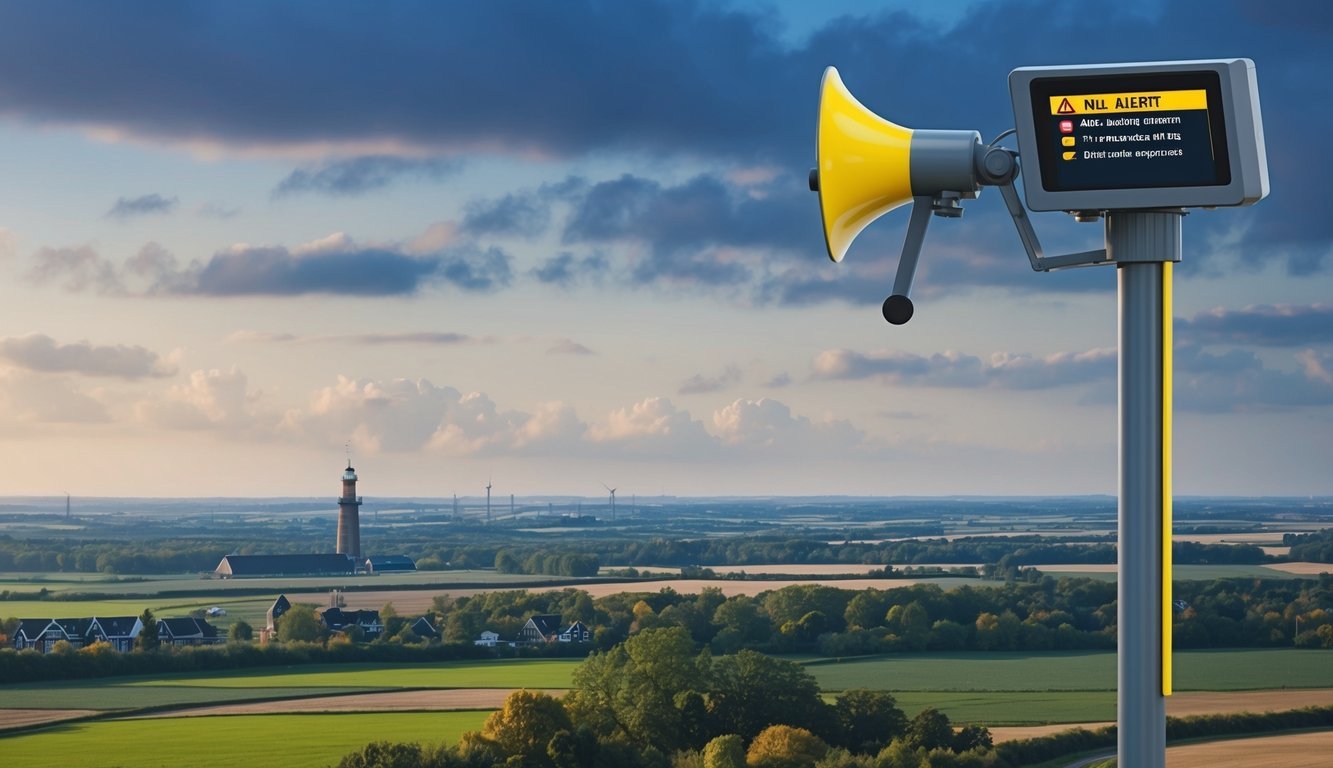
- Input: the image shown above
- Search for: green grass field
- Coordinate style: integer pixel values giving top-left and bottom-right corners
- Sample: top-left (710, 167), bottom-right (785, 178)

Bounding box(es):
top-left (1040, 564), bottom-right (1303, 582)
top-left (805, 649), bottom-right (1333, 692)
top-left (892, 691), bottom-right (1114, 724)
top-left (4, 659), bottom-right (579, 710)
top-left (126, 659), bottom-right (580, 690)
top-left (0, 712), bottom-right (489, 768)
top-left (7, 650), bottom-right (1325, 715)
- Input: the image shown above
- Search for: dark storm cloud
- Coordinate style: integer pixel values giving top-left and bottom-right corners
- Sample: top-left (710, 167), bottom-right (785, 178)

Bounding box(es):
top-left (1179, 305), bottom-right (1333, 347)
top-left (0, 2), bottom-right (1325, 275)
top-left (27, 239), bottom-right (511, 297)
top-left (560, 172), bottom-right (816, 286)
top-left (191, 245), bottom-right (442, 296)
top-left (0, 333), bottom-right (173, 379)
top-left (0, 1), bottom-right (793, 159)
top-left (273, 156), bottom-right (460, 197)
top-left (106, 193), bottom-right (177, 220)
top-left (192, 243), bottom-right (510, 296)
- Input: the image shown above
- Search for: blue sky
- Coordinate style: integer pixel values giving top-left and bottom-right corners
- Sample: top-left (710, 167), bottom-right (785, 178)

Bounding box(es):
top-left (0, 0), bottom-right (1329, 498)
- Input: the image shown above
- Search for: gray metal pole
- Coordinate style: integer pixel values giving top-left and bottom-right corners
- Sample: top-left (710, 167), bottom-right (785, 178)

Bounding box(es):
top-left (1109, 210), bottom-right (1180, 768)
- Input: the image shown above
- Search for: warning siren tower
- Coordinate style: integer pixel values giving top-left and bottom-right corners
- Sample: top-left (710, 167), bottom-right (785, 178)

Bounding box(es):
top-left (336, 462), bottom-right (363, 560)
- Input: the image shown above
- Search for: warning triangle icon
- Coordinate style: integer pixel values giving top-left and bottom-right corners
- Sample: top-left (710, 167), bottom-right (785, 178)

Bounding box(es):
top-left (1057, 98), bottom-right (1075, 115)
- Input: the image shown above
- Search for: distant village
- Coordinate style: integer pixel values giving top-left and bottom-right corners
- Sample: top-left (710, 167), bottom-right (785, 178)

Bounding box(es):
top-left (10, 462), bottom-right (592, 654)
top-left (11, 591), bottom-right (591, 653)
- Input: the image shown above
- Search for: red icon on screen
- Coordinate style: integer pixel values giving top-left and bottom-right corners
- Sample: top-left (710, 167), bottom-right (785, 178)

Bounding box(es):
top-left (1059, 120), bottom-right (1074, 134)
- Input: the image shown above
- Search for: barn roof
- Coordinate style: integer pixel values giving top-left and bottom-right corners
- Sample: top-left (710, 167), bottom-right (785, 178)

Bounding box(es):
top-left (215, 554), bottom-right (355, 577)
top-left (365, 555), bottom-right (416, 571)
top-left (526, 614), bottom-right (562, 637)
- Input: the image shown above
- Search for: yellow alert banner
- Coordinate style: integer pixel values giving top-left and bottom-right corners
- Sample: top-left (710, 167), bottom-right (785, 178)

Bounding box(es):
top-left (1050, 90), bottom-right (1207, 115)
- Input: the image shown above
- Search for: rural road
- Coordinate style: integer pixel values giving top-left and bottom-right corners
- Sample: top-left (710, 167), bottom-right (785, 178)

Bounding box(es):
top-left (1061, 751), bottom-right (1114, 768)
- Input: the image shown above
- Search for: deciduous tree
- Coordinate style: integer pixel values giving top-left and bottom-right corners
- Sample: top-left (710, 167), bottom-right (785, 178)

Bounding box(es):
top-left (276, 603), bottom-right (323, 643)
top-left (746, 725), bottom-right (828, 768)
top-left (482, 689), bottom-right (572, 766)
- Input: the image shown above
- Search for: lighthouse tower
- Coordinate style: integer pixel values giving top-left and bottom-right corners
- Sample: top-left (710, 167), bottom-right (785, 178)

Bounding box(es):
top-left (336, 462), bottom-right (363, 560)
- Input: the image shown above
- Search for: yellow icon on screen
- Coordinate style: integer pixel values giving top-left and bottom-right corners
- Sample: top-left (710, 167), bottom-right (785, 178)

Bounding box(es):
top-left (1062, 151), bottom-right (1076, 161)
top-left (1062, 136), bottom-right (1075, 147)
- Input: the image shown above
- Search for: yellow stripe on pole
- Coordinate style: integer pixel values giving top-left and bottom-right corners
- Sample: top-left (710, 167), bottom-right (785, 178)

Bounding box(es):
top-left (1162, 260), bottom-right (1174, 697)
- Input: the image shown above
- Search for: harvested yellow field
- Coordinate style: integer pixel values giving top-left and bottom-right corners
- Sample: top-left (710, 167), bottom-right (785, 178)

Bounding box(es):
top-left (127, 689), bottom-right (567, 719)
top-left (1168, 689), bottom-right (1333, 717)
top-left (1172, 533), bottom-right (1287, 545)
top-left (1266, 562), bottom-right (1332, 576)
top-left (988, 689), bottom-right (1333, 743)
top-left (1167, 730), bottom-right (1333, 767)
top-left (0, 709), bottom-right (97, 731)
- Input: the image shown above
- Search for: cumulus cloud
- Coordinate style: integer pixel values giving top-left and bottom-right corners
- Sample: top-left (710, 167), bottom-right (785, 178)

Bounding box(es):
top-left (711, 397), bottom-right (866, 454)
top-left (273, 155), bottom-right (460, 197)
top-left (0, 334), bottom-right (175, 379)
top-left (106, 193), bottom-right (177, 220)
top-left (586, 396), bottom-right (717, 457)
top-left (137, 367), bottom-right (265, 430)
top-left (281, 376), bottom-right (585, 456)
top-left (0, 371), bottom-right (110, 424)
top-left (113, 364), bottom-right (891, 464)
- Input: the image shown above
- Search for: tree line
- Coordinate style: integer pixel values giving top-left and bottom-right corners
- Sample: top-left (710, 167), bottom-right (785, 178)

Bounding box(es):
top-left (1286, 529), bottom-right (1333, 563)
top-left (4, 574), bottom-right (1329, 686)
top-left (430, 575), bottom-right (1333, 656)
top-left (0, 533), bottom-right (1279, 576)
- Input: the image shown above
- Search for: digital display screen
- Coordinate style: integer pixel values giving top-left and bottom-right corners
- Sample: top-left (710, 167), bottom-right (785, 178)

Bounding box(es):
top-left (1028, 71), bottom-right (1231, 193)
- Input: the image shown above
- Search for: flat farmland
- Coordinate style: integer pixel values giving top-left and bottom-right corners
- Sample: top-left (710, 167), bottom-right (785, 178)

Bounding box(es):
top-left (0, 711), bottom-right (488, 768)
top-left (1165, 730), bottom-right (1333, 768)
top-left (804, 649), bottom-right (1333, 692)
top-left (124, 659), bottom-right (578, 690)
top-left (1, 659), bottom-right (579, 710)
top-left (1030, 564), bottom-right (1306, 581)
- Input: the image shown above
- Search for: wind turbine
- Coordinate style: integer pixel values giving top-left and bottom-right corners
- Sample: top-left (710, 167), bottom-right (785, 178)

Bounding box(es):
top-left (486, 479), bottom-right (493, 523)
top-left (603, 483), bottom-right (617, 522)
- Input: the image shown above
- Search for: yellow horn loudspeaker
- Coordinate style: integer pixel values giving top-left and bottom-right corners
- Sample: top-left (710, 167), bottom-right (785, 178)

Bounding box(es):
top-left (816, 67), bottom-right (915, 263)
